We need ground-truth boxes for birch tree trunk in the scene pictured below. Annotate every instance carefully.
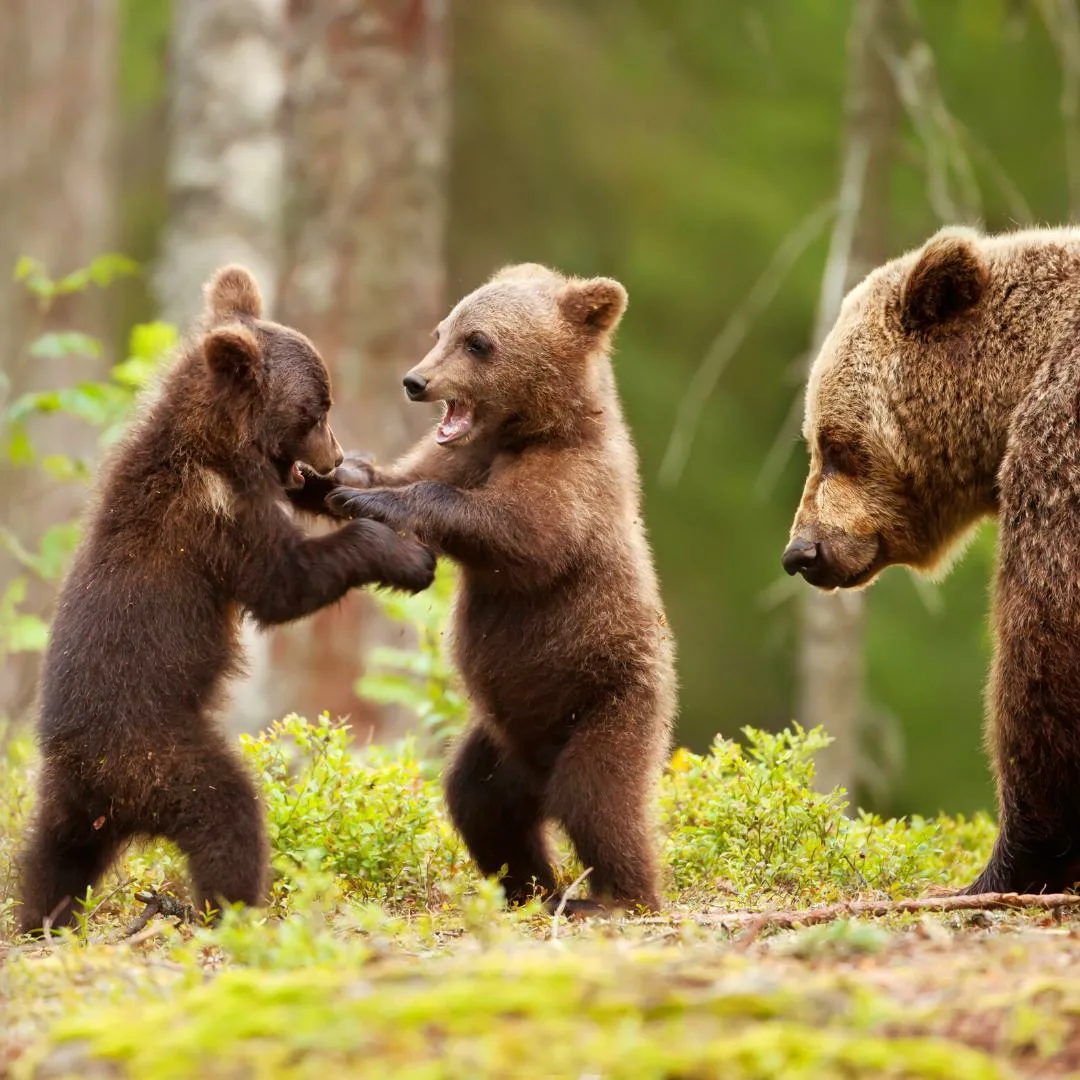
[0,0,118,723]
[798,0,901,797]
[155,0,287,733]
[156,0,287,328]
[272,0,449,737]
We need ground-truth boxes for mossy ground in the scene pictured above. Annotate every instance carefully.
[0,718,1067,1080]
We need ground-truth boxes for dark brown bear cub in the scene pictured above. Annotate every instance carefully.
[323,263,677,914]
[16,265,435,935]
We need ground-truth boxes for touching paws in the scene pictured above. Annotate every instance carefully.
[291,451,377,515]
[330,450,377,489]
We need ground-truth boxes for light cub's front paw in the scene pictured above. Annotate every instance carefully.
[327,486,401,526]
[332,449,377,489]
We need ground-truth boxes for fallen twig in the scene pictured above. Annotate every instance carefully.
[122,889,195,938]
[641,892,1080,935]
[550,868,593,941]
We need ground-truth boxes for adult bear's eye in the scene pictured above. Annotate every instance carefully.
[821,438,860,477]
[464,331,493,358]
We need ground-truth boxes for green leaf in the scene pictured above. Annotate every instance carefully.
[29,332,103,360]
[87,252,140,286]
[0,577,28,612]
[7,390,62,422]
[36,522,82,581]
[40,454,90,482]
[5,613,49,653]
[110,356,156,390]
[51,254,139,297]
[13,256,45,283]
[4,424,35,466]
[127,320,178,364]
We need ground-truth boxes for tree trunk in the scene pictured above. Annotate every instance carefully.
[798,0,901,798]
[272,0,449,737]
[155,0,287,328]
[0,0,118,723]
[155,0,287,734]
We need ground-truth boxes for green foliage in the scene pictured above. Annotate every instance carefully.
[662,726,995,904]
[356,561,468,758]
[0,257,173,671]
[241,714,468,906]
[0,717,1012,1078]
[13,252,139,304]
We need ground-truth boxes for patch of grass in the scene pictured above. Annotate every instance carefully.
[0,714,1016,1078]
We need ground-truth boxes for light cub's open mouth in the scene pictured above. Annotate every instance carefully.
[436,401,474,445]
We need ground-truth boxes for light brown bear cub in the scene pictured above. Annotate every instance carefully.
[783,225,1080,895]
[322,264,676,913]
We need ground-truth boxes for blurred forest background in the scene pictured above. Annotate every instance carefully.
[2,0,1076,820]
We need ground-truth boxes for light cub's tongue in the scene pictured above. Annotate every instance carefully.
[436,402,473,445]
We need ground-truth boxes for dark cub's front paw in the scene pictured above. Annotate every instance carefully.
[341,519,435,594]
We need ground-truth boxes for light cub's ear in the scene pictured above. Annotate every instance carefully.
[900,228,987,334]
[204,265,263,322]
[558,276,628,334]
[204,324,261,385]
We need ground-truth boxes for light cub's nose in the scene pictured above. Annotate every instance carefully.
[781,537,818,576]
[403,373,428,400]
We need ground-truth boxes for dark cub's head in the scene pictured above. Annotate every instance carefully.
[201,266,343,487]
[399,263,628,445]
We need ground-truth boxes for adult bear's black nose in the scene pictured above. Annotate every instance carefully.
[781,537,818,576]
[403,373,428,400]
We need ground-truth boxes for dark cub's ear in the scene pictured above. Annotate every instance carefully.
[204,324,262,385]
[558,276,628,334]
[900,228,987,334]
[204,265,263,323]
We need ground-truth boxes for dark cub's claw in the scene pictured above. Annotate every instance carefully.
[328,487,397,524]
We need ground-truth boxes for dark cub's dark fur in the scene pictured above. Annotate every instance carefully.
[16,266,434,934]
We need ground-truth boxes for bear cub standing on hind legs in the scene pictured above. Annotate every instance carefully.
[783,225,1080,897]
[16,265,435,935]
[319,264,677,914]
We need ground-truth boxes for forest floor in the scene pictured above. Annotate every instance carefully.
[4,900,1080,1079]
[1,718,1071,1079]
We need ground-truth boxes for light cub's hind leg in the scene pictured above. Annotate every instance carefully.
[544,698,666,915]
[445,724,556,904]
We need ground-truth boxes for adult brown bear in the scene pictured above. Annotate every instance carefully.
[783,225,1080,896]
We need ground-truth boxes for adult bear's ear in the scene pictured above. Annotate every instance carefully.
[204,264,263,322]
[204,324,262,386]
[558,276,628,335]
[900,227,987,334]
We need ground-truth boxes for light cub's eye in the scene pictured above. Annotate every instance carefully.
[464,331,493,358]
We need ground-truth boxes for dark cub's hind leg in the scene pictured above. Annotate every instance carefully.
[445,725,556,904]
[18,789,125,935]
[545,702,664,915]
[160,737,269,921]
